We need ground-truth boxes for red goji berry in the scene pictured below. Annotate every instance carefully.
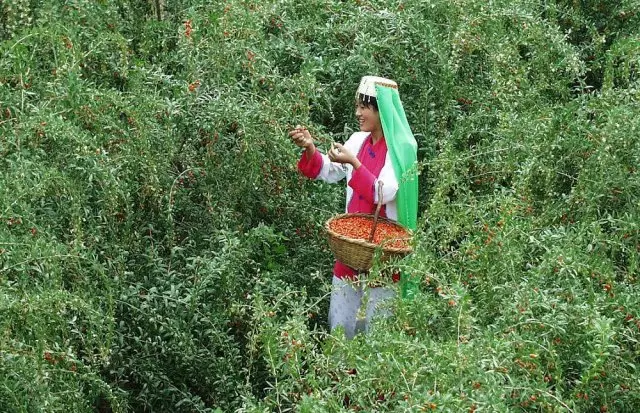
[329,216,409,248]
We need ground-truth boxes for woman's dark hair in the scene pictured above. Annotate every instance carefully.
[357,93,378,111]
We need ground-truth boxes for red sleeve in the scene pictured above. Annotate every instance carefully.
[348,165,376,203]
[297,149,323,179]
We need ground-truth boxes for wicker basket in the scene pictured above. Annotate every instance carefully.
[325,213,412,271]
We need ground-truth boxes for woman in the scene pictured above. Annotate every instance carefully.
[289,75,418,339]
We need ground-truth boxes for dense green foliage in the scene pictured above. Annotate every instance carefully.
[1,0,639,411]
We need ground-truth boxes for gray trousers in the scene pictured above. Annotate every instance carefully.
[328,275,395,339]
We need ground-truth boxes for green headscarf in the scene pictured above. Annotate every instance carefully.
[375,84,419,299]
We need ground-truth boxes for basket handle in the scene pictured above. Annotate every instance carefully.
[368,181,384,242]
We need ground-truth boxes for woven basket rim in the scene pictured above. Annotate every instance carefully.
[325,213,412,254]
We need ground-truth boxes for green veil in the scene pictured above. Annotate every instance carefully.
[375,84,419,299]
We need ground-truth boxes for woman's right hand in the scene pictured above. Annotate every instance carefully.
[288,125,314,149]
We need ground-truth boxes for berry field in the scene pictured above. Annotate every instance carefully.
[1,0,639,411]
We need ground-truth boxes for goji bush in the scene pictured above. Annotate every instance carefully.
[1,0,639,411]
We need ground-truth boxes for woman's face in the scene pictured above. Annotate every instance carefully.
[355,101,381,133]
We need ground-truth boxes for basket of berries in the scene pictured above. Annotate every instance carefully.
[325,183,412,271]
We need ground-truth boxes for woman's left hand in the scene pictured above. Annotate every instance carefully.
[328,143,361,169]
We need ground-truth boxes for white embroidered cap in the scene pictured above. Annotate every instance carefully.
[356,75,398,98]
